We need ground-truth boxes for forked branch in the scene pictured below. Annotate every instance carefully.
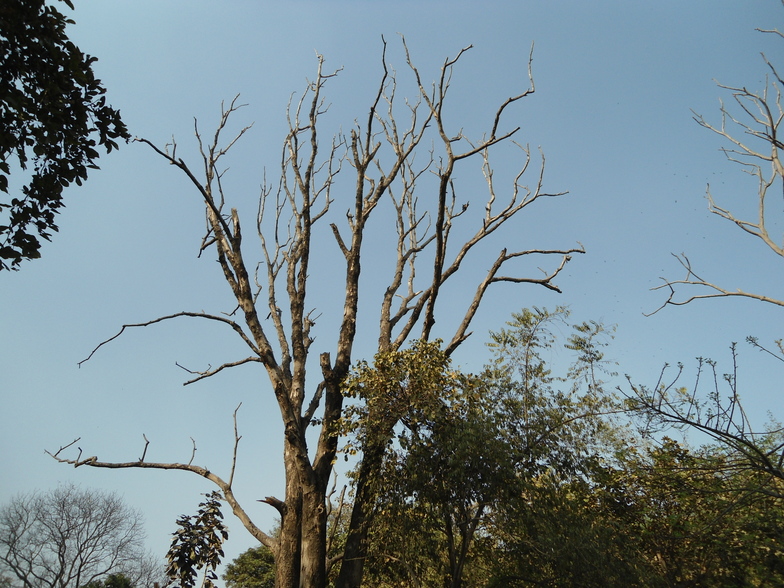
[647,253,784,316]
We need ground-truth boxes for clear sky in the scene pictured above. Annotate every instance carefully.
[2,0,783,574]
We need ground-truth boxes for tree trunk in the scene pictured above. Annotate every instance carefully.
[276,442,303,588]
[334,437,389,588]
[278,417,331,588]
[300,486,328,588]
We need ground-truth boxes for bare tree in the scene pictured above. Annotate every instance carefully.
[48,38,583,588]
[650,20,783,313]
[0,484,158,588]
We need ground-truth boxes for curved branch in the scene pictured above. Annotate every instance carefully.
[78,311,260,367]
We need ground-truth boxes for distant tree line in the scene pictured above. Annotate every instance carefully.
[0,485,162,588]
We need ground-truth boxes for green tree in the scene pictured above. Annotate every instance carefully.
[357,308,622,587]
[481,428,784,586]
[356,308,784,587]
[596,440,784,587]
[222,546,275,588]
[341,340,491,588]
[0,0,129,270]
[80,574,134,588]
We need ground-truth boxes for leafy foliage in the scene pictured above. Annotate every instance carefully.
[80,574,134,588]
[341,339,472,458]
[165,492,228,588]
[587,440,784,587]
[222,546,275,588]
[352,308,784,586]
[0,0,129,270]
[356,308,623,587]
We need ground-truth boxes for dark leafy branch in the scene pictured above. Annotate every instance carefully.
[0,0,130,270]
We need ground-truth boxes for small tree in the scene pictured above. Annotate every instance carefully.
[222,546,275,588]
[0,484,157,588]
[0,0,129,270]
[49,38,583,588]
[164,492,228,588]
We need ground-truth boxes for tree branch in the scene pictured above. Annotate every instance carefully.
[46,437,276,550]
[78,311,260,368]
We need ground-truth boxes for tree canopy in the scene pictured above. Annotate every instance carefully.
[222,546,275,588]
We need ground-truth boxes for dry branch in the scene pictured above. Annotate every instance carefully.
[624,349,784,497]
[652,28,783,313]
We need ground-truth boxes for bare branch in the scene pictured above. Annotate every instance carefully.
[229,403,242,487]
[446,246,584,354]
[139,434,149,463]
[47,438,275,549]
[177,356,263,386]
[78,311,260,367]
[624,347,784,496]
[655,28,783,312]
[647,254,784,315]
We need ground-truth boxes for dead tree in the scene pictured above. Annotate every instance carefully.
[650,22,783,314]
[49,38,582,588]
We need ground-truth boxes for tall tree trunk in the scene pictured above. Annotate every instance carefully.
[300,485,328,588]
[276,442,303,588]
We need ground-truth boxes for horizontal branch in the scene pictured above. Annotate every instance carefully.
[177,356,263,385]
[46,437,277,550]
[491,246,586,292]
[647,254,784,315]
[78,311,260,367]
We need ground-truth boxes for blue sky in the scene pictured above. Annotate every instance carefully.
[2,0,783,572]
